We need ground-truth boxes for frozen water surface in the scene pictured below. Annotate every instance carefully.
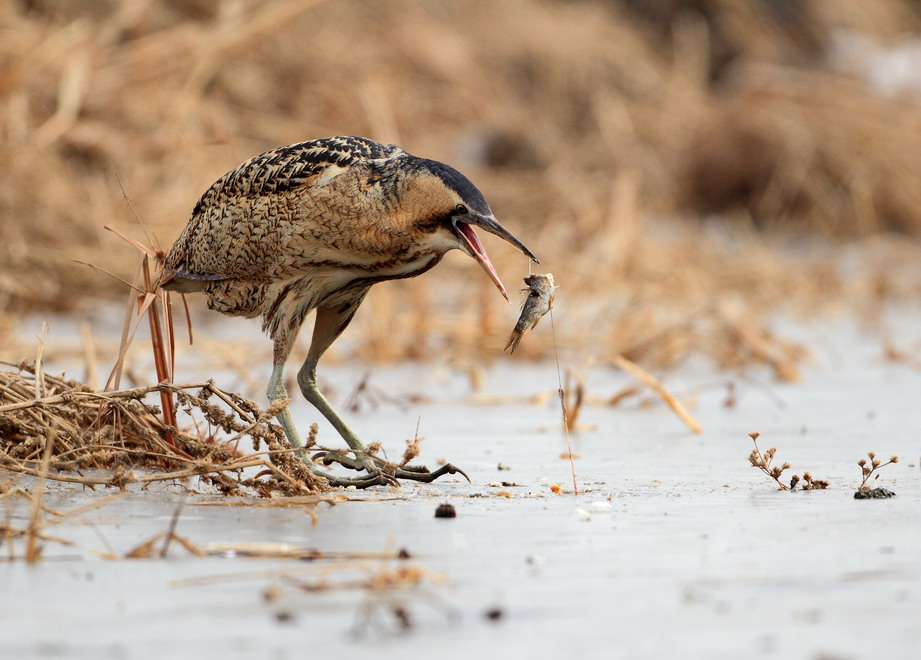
[2,316,920,660]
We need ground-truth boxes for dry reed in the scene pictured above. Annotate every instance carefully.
[1,1,920,370]
[612,355,703,434]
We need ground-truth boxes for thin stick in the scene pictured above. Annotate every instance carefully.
[550,308,578,495]
[0,380,213,414]
[611,355,703,434]
[25,430,56,562]
[105,254,146,391]
[206,383,256,423]
[34,321,48,401]
[2,455,274,487]
[73,260,142,293]
[179,293,194,345]
[80,321,99,391]
[163,289,176,381]
[142,256,177,445]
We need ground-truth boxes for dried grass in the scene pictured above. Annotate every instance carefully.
[747,431,829,491]
[611,355,703,434]
[2,0,921,375]
[0,361,327,495]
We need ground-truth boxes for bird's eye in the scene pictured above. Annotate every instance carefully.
[455,204,468,215]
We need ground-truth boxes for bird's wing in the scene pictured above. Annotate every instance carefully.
[163,137,404,282]
[194,137,403,206]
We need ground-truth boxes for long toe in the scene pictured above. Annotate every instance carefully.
[309,467,399,489]
[311,451,381,474]
[392,463,471,484]
[305,450,468,487]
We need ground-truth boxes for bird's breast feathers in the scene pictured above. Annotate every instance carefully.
[165,137,464,284]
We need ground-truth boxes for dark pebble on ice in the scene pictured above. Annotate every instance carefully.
[274,611,295,624]
[485,606,504,621]
[435,502,456,518]
[853,488,896,499]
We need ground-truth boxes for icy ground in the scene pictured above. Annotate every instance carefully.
[2,316,920,660]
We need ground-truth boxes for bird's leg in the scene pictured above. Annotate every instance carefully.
[300,302,469,484]
[268,332,396,488]
[267,362,302,448]
[296,356,374,464]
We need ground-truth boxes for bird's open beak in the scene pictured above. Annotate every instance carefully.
[453,214,539,301]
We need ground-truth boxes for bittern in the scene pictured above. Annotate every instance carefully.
[161,136,538,487]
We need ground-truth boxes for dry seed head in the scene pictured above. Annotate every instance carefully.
[891,456,899,463]
[858,459,866,467]
[868,451,876,459]
[781,462,791,470]
[803,472,812,481]
[863,466,871,476]
[872,458,881,468]
[748,431,761,441]
[306,423,319,449]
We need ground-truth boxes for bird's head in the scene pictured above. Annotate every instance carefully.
[405,158,539,300]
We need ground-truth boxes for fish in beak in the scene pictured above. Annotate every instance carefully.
[453,213,539,301]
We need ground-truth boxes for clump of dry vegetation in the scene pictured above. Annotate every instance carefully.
[746,433,904,495]
[747,431,829,491]
[2,0,921,374]
[0,361,326,495]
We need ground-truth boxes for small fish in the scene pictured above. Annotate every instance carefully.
[505,273,555,353]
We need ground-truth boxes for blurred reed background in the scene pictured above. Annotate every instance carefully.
[3,0,921,376]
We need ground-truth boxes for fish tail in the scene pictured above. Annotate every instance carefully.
[505,329,523,353]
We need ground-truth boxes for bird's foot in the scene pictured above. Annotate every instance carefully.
[394,463,471,483]
[304,461,400,488]
[311,450,471,485]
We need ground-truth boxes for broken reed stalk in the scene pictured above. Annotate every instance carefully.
[718,299,802,383]
[34,321,48,401]
[102,225,181,453]
[79,321,99,391]
[25,428,55,562]
[550,309,578,495]
[611,355,702,434]
[563,368,584,429]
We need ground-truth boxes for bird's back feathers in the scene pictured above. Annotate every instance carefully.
[161,136,485,341]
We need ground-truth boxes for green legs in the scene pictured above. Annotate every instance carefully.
[266,302,468,488]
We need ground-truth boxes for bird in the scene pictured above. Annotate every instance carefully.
[160,136,538,487]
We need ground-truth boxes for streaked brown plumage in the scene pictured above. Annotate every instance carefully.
[161,136,538,487]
